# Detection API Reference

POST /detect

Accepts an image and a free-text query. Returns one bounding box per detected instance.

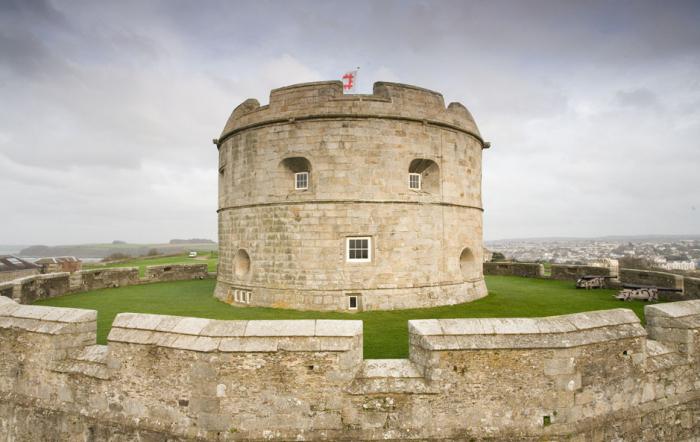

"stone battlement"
[1,296,698,440]
[219,81,483,145]
[0,263,212,305]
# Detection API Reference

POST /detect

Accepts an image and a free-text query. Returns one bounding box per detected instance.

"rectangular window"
[346,237,371,262]
[409,173,421,190]
[295,172,309,190]
[348,295,358,310]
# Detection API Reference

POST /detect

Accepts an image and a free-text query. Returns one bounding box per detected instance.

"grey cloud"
[616,88,661,109]
[0,0,698,244]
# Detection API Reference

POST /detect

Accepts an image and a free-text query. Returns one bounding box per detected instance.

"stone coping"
[111,313,362,337]
[11,272,70,284]
[0,300,95,324]
[107,313,363,353]
[645,299,700,318]
[0,299,97,335]
[409,309,646,350]
[78,267,138,274]
[645,300,700,329]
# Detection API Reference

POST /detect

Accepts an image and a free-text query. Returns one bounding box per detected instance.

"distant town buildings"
[486,238,699,272]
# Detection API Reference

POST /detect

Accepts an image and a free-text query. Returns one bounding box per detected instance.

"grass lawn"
[34,275,654,359]
[84,253,218,276]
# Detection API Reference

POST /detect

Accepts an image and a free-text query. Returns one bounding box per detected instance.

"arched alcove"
[279,157,311,191]
[233,249,251,278]
[408,158,439,193]
[459,247,476,279]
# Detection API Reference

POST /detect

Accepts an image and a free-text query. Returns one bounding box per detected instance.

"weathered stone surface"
[1,298,699,440]
[620,268,684,290]
[550,264,611,280]
[144,263,208,282]
[215,81,488,312]
[483,261,544,277]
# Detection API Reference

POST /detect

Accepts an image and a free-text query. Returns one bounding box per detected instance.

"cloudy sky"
[1,0,699,245]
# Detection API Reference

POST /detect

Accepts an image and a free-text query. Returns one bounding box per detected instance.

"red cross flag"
[342,69,358,94]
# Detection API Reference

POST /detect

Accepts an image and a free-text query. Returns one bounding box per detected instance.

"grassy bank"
[35,275,652,359]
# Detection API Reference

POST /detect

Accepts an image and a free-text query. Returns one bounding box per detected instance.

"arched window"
[408,159,439,193]
[279,157,311,191]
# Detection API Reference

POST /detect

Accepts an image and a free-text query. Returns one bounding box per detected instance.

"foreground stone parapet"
[1,298,699,440]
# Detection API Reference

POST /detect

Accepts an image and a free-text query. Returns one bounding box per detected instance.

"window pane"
[361,250,368,259]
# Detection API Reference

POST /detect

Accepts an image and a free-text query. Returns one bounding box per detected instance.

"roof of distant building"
[33,256,81,265]
[0,255,41,272]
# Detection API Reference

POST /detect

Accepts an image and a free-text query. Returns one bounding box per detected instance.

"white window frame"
[346,237,371,262]
[295,171,309,190]
[408,173,421,190]
[348,295,358,310]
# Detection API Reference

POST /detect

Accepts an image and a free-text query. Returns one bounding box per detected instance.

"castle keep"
[214,81,488,311]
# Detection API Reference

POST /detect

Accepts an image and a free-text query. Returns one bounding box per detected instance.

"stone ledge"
[409,310,645,350]
[11,272,70,285]
[77,267,138,274]
[645,300,700,318]
[107,314,362,353]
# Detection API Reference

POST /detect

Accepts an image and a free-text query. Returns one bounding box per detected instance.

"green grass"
[84,253,218,276]
[34,275,654,359]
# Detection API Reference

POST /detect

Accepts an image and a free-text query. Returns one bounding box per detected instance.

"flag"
[342,69,358,94]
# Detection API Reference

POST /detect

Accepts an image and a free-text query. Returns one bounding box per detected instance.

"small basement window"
[346,237,371,262]
[408,173,421,190]
[295,171,309,190]
[348,295,358,310]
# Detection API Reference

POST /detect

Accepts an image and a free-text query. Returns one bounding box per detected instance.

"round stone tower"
[214,81,488,311]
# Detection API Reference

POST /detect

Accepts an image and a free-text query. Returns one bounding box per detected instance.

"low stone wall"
[144,263,209,282]
[550,264,611,281]
[619,268,684,291]
[0,268,40,283]
[9,272,71,304]
[684,277,700,298]
[1,297,698,440]
[70,267,141,291]
[1,264,213,305]
[483,261,544,278]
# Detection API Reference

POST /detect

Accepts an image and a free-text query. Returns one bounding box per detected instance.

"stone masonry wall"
[216,81,487,311]
[10,272,71,304]
[1,295,698,440]
[619,268,684,290]
[0,268,39,283]
[550,264,611,281]
[483,261,545,278]
[144,263,209,282]
[2,264,212,305]
[70,267,140,291]
[683,276,700,298]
